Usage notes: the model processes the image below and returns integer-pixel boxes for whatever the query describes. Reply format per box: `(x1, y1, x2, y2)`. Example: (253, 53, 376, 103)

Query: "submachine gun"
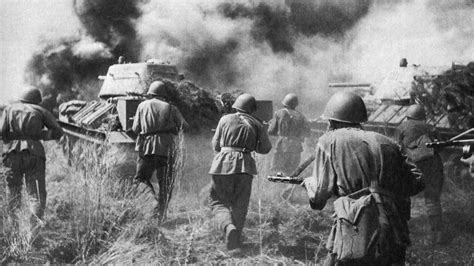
(267, 154, 315, 184)
(426, 128, 474, 159)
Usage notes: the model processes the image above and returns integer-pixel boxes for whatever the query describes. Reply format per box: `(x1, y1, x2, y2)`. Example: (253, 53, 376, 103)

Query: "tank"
(57, 59, 180, 174)
(58, 59, 179, 145)
(310, 60, 474, 179)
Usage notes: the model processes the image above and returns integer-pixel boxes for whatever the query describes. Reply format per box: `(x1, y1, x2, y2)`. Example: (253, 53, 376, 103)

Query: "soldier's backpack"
(326, 187, 402, 263)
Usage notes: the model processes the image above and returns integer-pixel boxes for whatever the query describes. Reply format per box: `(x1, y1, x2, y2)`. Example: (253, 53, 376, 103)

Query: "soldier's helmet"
(19, 86, 42, 105)
(147, 81, 168, 98)
(232, 93, 257, 113)
(321, 91, 367, 123)
(282, 93, 298, 109)
(406, 104, 426, 120)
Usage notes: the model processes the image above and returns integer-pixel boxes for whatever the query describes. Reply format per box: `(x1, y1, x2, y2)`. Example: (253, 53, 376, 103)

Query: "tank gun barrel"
(328, 83, 371, 88)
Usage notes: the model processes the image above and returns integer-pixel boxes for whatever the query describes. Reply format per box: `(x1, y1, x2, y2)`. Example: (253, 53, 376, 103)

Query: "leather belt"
(221, 147, 251, 153)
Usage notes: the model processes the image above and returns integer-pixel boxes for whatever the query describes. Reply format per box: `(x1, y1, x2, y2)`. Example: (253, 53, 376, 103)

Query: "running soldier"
(396, 104, 445, 244)
(268, 93, 311, 175)
(1, 86, 64, 229)
(209, 93, 272, 252)
(303, 92, 424, 265)
(132, 81, 189, 220)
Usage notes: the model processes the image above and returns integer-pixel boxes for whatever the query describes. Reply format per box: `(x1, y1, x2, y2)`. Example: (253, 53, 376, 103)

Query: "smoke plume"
(17, 0, 474, 117)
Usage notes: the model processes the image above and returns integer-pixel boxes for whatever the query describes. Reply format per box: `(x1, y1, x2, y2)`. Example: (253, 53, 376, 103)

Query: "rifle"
(267, 154, 315, 184)
(426, 128, 474, 158)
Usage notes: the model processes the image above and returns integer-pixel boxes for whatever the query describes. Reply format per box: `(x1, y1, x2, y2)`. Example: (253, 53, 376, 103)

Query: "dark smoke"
(183, 39, 240, 89)
(73, 0, 142, 62)
(25, 0, 143, 109)
(25, 37, 113, 109)
(218, 0, 371, 53)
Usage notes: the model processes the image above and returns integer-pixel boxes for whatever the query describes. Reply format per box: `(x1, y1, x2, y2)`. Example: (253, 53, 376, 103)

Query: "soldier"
(268, 93, 311, 175)
(302, 92, 424, 265)
(396, 104, 445, 244)
(132, 81, 189, 220)
(209, 93, 272, 252)
(1, 86, 64, 229)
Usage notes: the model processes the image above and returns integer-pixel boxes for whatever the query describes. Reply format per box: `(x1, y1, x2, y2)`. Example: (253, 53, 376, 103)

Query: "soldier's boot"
(225, 223, 240, 251)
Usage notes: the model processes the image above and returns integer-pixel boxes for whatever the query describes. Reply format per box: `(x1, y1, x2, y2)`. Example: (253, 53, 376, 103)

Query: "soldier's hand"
(41, 130, 53, 140)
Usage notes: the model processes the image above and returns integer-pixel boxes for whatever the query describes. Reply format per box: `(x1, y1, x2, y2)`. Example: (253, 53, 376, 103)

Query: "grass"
(1, 135, 474, 264)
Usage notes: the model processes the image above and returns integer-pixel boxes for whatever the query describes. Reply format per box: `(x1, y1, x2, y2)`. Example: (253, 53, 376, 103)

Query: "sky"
(0, 0, 79, 104)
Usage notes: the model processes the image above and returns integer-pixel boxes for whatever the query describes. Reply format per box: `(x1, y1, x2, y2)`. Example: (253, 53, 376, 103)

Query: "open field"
(1, 134, 474, 264)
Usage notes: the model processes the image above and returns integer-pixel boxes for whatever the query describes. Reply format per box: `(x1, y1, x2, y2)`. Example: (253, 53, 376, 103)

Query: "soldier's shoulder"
(369, 130, 398, 145)
(219, 113, 238, 122)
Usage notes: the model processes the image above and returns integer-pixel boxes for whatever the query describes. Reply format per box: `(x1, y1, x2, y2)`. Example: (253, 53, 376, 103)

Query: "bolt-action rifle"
(267, 154, 315, 184)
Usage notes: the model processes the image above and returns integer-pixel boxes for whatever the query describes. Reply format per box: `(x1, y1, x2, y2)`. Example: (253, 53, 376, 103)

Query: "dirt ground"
(1, 136, 474, 264)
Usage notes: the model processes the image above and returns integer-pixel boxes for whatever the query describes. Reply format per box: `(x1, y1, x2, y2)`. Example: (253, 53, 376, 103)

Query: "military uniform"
(268, 107, 310, 174)
(132, 97, 188, 218)
(397, 119, 445, 238)
(1, 100, 63, 223)
(209, 110, 272, 249)
(303, 92, 423, 265)
(304, 128, 423, 265)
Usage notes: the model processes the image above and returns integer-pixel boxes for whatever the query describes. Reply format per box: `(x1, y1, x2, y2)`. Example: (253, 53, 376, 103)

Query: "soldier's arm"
(211, 119, 222, 152)
(402, 153, 424, 196)
(173, 106, 190, 132)
(1, 108, 10, 141)
(256, 122, 272, 154)
(41, 107, 64, 140)
(132, 105, 141, 134)
(267, 113, 278, 136)
(302, 142, 335, 210)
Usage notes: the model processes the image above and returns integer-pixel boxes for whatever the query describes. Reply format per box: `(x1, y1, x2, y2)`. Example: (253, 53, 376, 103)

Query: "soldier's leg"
(134, 155, 157, 195)
(419, 158, 444, 241)
(24, 155, 46, 221)
(209, 174, 235, 233)
(3, 152, 23, 217)
(271, 151, 285, 173)
(231, 174, 252, 236)
(155, 155, 171, 219)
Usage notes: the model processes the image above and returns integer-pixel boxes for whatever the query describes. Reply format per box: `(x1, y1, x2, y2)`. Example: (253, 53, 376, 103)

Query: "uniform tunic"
(209, 112, 272, 175)
(304, 128, 423, 264)
(2, 102, 63, 159)
(268, 108, 310, 174)
(1, 102, 63, 220)
(132, 98, 188, 156)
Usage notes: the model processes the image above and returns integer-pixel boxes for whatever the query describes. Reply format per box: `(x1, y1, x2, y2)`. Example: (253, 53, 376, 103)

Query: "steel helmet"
(19, 86, 42, 104)
(147, 81, 168, 98)
(232, 93, 257, 113)
(321, 91, 367, 123)
(282, 93, 298, 109)
(406, 104, 426, 120)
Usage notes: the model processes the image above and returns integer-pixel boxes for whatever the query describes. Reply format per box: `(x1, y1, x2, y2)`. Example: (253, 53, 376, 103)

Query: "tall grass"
(2, 135, 474, 264)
